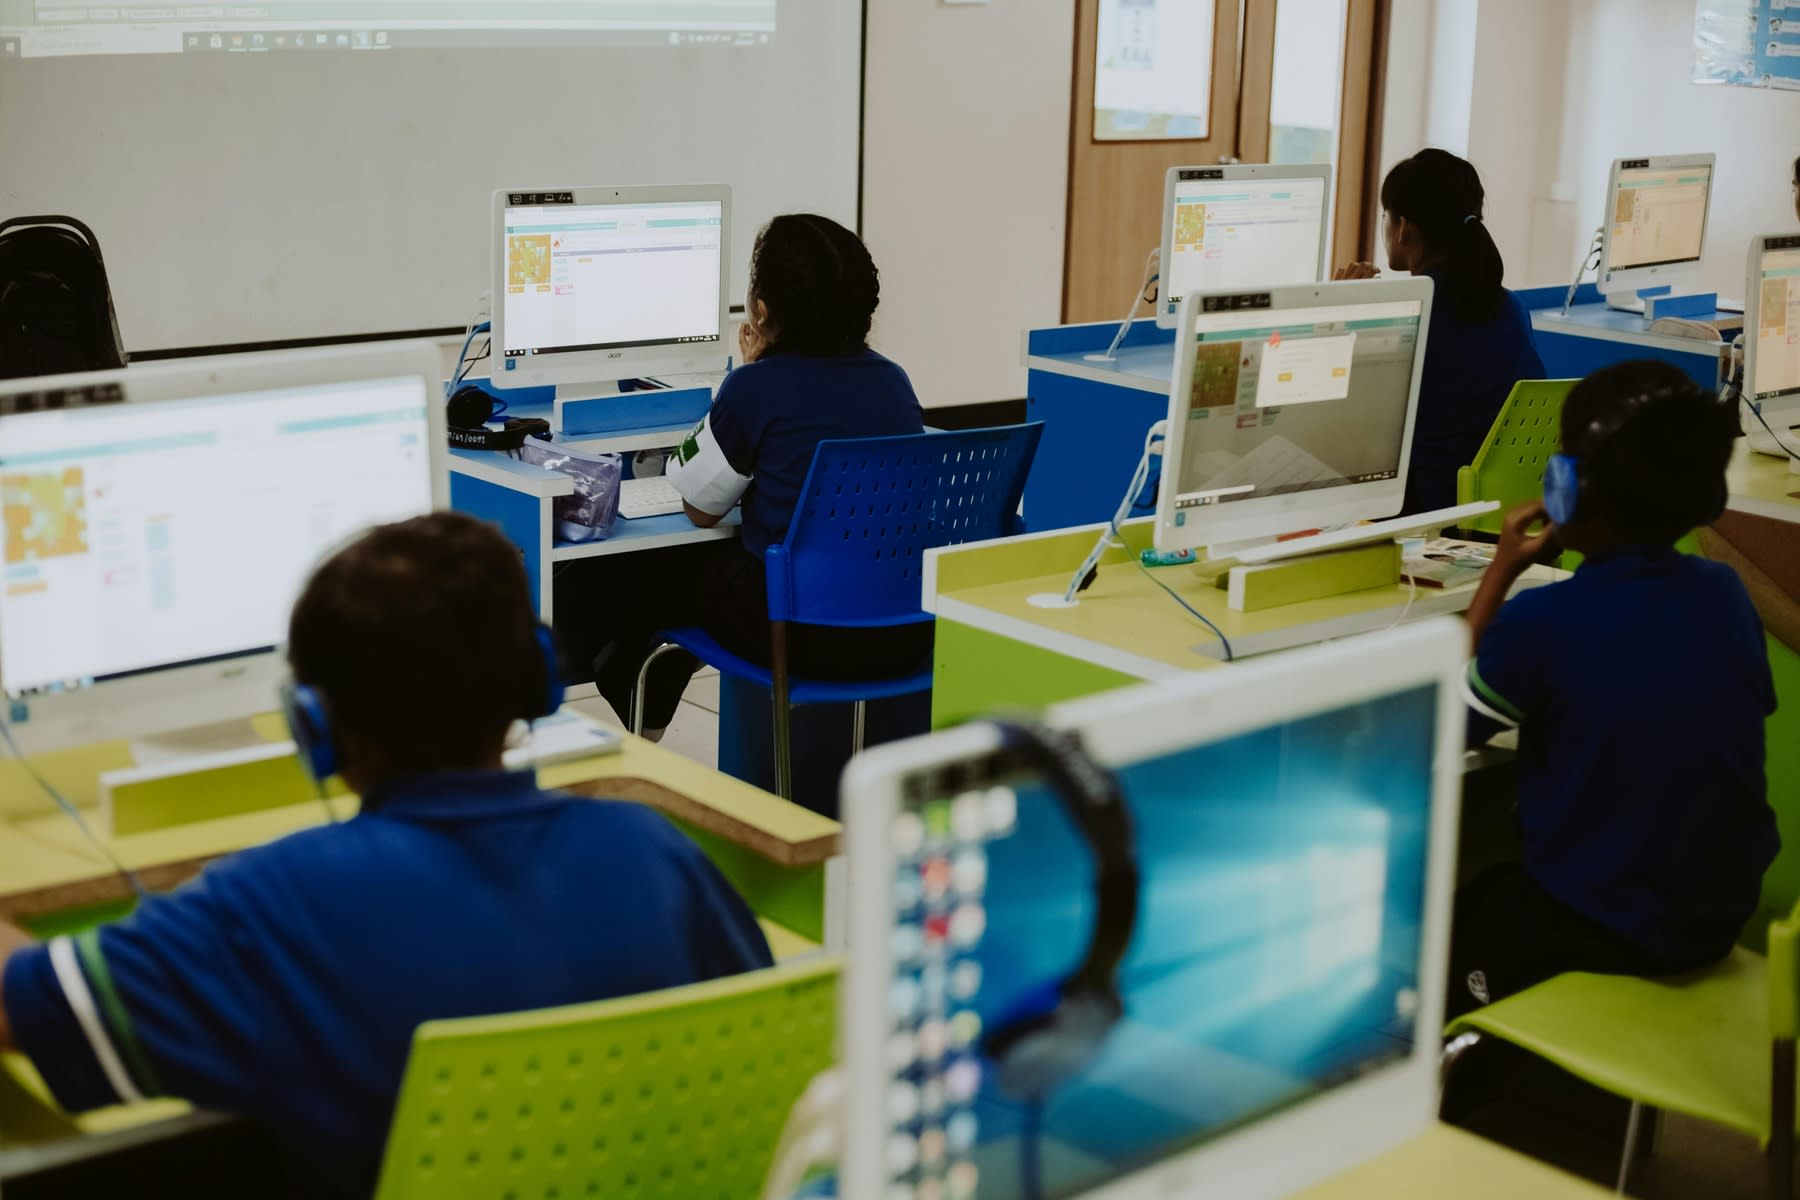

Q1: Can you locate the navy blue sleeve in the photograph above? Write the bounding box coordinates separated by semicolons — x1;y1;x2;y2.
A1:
5;864;274;1118
707;366;769;478
1466;587;1557;746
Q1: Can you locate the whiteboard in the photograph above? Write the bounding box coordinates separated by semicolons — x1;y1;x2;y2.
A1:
0;11;861;352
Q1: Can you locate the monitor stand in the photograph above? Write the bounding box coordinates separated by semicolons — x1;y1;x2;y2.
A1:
1603;286;1718;319
128;718;271;767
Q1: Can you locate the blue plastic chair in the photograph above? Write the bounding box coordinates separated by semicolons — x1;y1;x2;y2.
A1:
633;423;1043;798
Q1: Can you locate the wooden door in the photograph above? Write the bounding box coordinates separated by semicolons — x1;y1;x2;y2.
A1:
1063;0;1246;324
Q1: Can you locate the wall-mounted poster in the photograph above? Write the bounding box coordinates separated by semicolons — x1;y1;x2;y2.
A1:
1694;0;1800;90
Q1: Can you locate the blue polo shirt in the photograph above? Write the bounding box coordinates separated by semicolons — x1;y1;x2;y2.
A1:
709;350;925;556
1465;546;1778;964
1406;277;1546;514
2;771;773;1197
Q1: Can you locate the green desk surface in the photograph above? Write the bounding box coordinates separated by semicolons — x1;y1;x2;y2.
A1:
927;521;1560;678
1293;1124;1610;1198
0;722;839;922
1729;442;1800;525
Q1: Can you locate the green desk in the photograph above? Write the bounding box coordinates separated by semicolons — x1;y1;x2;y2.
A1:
923;518;1560;727
0;725;838;1184
1294;1124;1610;1199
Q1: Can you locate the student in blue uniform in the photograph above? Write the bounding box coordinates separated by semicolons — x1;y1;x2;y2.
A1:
1337;149;1546;514
1449;361;1777;1017
584;213;927;737
0;512;772;1196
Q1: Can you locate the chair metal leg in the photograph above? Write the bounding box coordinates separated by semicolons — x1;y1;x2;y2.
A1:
631;642;682;737
851;701;867;756
1616;1100;1644;1194
771;621;794;801
1772;1039;1796;1200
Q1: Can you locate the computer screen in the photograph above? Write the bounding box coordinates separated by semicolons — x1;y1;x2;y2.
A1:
1167;296;1420;517
1160;169;1329;322
871;684;1440;1199
1604;159;1713;273
1751;234;1800;405
0;376;433;702
498;194;725;364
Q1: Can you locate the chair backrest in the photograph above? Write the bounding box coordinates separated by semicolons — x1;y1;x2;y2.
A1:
373;957;840;1200
1455;379;1578;536
767;423;1043;628
0;215;127;380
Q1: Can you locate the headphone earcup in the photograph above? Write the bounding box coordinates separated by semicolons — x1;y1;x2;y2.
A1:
1543;453;1581;526
984;983;1123;1101
446;384;497;430
280;682;338;782
532;624;565;719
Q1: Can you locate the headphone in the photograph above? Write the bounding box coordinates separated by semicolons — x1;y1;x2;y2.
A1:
1543;384;1733;526
980;720;1140;1102
280;624;566;782
446;384;551;452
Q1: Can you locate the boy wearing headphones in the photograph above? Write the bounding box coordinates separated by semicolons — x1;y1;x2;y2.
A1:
0;512;772;1195
1450;361;1777;1017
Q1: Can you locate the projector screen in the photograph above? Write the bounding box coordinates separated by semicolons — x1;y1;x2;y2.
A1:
0;0;859;352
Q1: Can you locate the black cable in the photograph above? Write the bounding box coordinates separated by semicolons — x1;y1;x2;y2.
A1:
1020;1100;1046;1200
0;714;151;900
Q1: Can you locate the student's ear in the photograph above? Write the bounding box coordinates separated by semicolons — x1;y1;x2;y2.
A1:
750;298;774;337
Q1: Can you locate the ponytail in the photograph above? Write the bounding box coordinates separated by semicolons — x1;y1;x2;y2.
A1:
1381;149;1505;324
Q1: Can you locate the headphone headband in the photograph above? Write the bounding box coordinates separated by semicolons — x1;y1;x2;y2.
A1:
980;718;1140;1100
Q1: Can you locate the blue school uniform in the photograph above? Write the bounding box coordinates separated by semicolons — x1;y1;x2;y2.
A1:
3;771;773;1196
1465;546;1778;964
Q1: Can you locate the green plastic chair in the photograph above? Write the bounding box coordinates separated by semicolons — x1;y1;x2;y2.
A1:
1444;900;1800;1198
373;957;840;1200
1456;379;1580;537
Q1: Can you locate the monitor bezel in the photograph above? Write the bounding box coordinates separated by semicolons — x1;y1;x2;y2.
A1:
1156;163;1334;331
1596;152;1717;295
489;184;733;389
839;618;1468;1200
1745;232;1800;409
0;341;448;756
1153;276;1435;555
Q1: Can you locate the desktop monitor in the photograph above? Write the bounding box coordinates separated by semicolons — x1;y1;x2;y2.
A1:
1744;232;1800;455
0;342;446;756
1156;164;1332;330
1153;277;1434;555
840;618;1467;1200
491;185;731;390
1596;153;1716;299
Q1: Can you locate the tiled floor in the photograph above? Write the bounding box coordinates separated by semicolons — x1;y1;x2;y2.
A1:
569;668;721;770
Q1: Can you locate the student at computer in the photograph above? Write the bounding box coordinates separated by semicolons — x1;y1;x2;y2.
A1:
0;512;773;1196
1450;360;1776;1017
583;213;927;738
1336;149;1546;514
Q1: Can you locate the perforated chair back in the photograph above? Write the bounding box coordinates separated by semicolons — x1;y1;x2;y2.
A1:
373;957;841;1200
768;423;1043;629
1455;379;1578;536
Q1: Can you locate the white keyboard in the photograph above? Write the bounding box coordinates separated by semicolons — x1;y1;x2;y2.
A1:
1232;501;1501;565
617;475;685;520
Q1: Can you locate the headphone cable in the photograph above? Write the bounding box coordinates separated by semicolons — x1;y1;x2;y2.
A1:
0;713;150;901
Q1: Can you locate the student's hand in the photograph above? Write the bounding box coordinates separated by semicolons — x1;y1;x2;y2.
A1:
1493;500;1556;576
737;319;767;365
1333;262;1379;281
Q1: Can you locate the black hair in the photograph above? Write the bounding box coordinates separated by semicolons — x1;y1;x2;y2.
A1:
1381;149;1507;324
1561;360;1737;544
287;511;547;774
748;213;879;357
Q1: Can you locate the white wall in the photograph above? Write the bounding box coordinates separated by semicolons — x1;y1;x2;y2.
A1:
1385;0;1800;294
862;0;1074;409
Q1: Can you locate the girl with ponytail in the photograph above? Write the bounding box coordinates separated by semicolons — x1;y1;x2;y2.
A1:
1336;149;1546;513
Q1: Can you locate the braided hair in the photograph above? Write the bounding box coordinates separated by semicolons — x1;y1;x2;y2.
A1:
1381;149;1507;324
747;214;879;357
